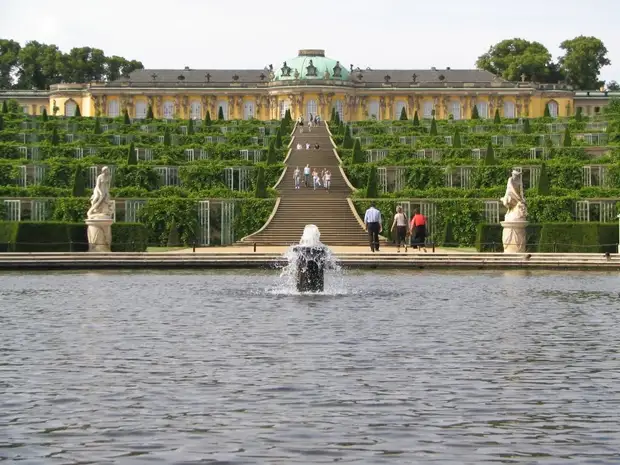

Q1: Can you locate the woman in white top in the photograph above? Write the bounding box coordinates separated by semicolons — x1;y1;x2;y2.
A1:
296;143;302;150
324;170;331;192
312;169;321;190
391;205;408;252
293;166;301;189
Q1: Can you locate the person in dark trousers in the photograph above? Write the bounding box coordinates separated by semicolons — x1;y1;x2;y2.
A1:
409;208;428;252
364;203;382;252
391;205;408;253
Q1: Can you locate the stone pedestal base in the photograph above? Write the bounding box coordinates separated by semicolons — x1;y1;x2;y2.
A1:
86;215;113;252
501;221;529;253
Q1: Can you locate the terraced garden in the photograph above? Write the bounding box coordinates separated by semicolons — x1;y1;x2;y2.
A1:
329;108;620;250
0;106;291;250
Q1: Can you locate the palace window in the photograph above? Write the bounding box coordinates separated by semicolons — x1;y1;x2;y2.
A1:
107;100;119;117
306;100;318;120
162;101;174;119
190;101;202;120
334;100;344;121
503;101;515;118
279;100;290;119
65;100;76;117
369;100;380;120
134;101;147;119
476;101;488;119
423;101;433;118
244;101;255;120
547;100;559;118
394;101;406;120
451;101;461;120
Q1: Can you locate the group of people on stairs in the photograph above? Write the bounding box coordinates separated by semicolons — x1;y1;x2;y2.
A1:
293;165;331;191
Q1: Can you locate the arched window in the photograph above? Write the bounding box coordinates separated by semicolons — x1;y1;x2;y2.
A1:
394;101;406;120
306;99;317;120
334;100;344;121
547;100;559;118
450;101;461;120
163;101;175;119
135;101;147;119
279;100;290;119
190;101;202;120
64;100;76;117
217;100;228;120
243;101;255;120
503;101;515;118
369;100;380;120
476;101;488;119
423;101;434;118
107;100;119;117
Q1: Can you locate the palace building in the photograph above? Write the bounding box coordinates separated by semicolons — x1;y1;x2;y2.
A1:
1;49;616;120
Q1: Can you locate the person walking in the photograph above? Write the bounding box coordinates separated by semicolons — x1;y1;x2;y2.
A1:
324;169;331;192
293;166;301;189
409;208;428;252
303;164;311;187
391;205;408;253
364;203;382;252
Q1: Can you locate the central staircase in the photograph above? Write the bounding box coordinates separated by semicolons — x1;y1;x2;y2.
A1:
242;123;370;246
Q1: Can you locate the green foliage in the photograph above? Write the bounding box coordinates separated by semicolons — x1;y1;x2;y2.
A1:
127;142;137;165
453;128;462;148
218;106;225;120
330;107;336;124
538;163;550;195
167;218;181;246
163;127;171;147
71;165;85;197
575;106;583;121
255;166;267;198
275;126;282;148
342;124;354;149
563;126;572;147
187;118;194;135
266;140;277;165
284;108;292;123
41;108;48;121
544;104;551;118
51;126;59;145
493;109;501;124
1;101;7;113
123;108;131;125
484;140;496;165
74;104;81;117
50;198;90;222
603;97;620;115
429;117;438;136
111;223;148;252
476;38;555;82
0;115;3;131
146;104;154;120
559;36;610;90
366;165;378;198
138;197;197;246
399;107;408;120
0;221;19;251
523;118;531;134
412;110;420;127
476;224;542;252
94;116;101;134
205;110;212;126
352;138;365;164
471;105;480;119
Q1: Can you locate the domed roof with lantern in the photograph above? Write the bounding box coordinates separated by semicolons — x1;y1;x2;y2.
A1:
273;50;349;81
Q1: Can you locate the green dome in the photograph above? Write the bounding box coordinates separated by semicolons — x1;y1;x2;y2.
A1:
274;50;349;81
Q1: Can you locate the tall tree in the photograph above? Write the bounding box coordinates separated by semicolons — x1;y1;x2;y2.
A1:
476;38;555;82
104;56;143;82
607;80;620;91
16;41;64;89
559;36;611;90
0;39;21;88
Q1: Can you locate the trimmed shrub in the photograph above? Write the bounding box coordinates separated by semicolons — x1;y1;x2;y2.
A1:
484;140;496;165
412;110;420;127
0;222;19;252
0;115;3;131
51;126;59;145
342;124;353;149
266;140;277;165
127;142;137;165
538;163;550;195
167;218;181;247
330;107;337;124
94;116;101;134
471;105;480;119
453;128;462;148
399;107;408;120
187;118;194;135
255;166;267;198
544;104;551;118
352;138;365;164
72;165;86;197
41;108;48;122
218;106;225;120
146;105;154;120
1;101;7;113
523;118;531;134
123;108;131;125
275;127;282;148
204;110;212;126
366;165;378;198
111;223;149;252
493;109;501;124
575;106;583;122
563;126;572;147
163;127;171;147
430;117;438;136
74;104;81;117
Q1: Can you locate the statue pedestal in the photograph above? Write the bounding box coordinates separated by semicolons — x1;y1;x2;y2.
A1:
86;215;113;252
501;221;528;253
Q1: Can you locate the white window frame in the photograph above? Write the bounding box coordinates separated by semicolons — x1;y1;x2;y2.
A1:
334;100;344;121
306;100;318;121
503;101;515;118
134;101;147;119
394;101;406;120
65;100;77;117
369;100;380;120
423;101;433;118
547;101;559;118
243;101;255;120
476;101;488;119
451;101;461;120
162;101;175;120
107;100;119;117
190;101;202;120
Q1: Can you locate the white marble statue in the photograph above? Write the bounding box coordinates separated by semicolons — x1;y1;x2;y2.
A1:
501;170;527;221
87;166;112;218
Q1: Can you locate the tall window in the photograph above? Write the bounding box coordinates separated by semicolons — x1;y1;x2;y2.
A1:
135;101;147;119
423;101;434;118
306;99;317;120
369;100;380;119
243;101;255;120
394;101;406;120
107;100;119;117
334;100;344;121
190;101;202;120
476;101;488;119
503;101;515;118
65;100;76;117
163;101;174;119
279;100;290;119
451;101;461;120
217;100;228;120
547;100;559;118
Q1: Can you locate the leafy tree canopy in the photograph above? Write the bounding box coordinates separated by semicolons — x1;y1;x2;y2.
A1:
559;36;611;90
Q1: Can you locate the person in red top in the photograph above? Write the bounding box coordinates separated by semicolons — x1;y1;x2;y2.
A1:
409;208;428;252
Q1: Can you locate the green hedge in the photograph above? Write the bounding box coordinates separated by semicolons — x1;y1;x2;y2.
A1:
476;223;618;253
0;221;147;252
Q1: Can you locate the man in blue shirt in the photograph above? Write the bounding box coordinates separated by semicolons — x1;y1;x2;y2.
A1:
364;203;382;252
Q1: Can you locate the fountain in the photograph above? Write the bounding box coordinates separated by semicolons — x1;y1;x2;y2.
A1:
291;225;329;292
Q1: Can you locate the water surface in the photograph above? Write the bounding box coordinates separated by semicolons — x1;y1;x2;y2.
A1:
1;270;619;464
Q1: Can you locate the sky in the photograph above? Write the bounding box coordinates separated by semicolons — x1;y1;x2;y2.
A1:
1;0;618;83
